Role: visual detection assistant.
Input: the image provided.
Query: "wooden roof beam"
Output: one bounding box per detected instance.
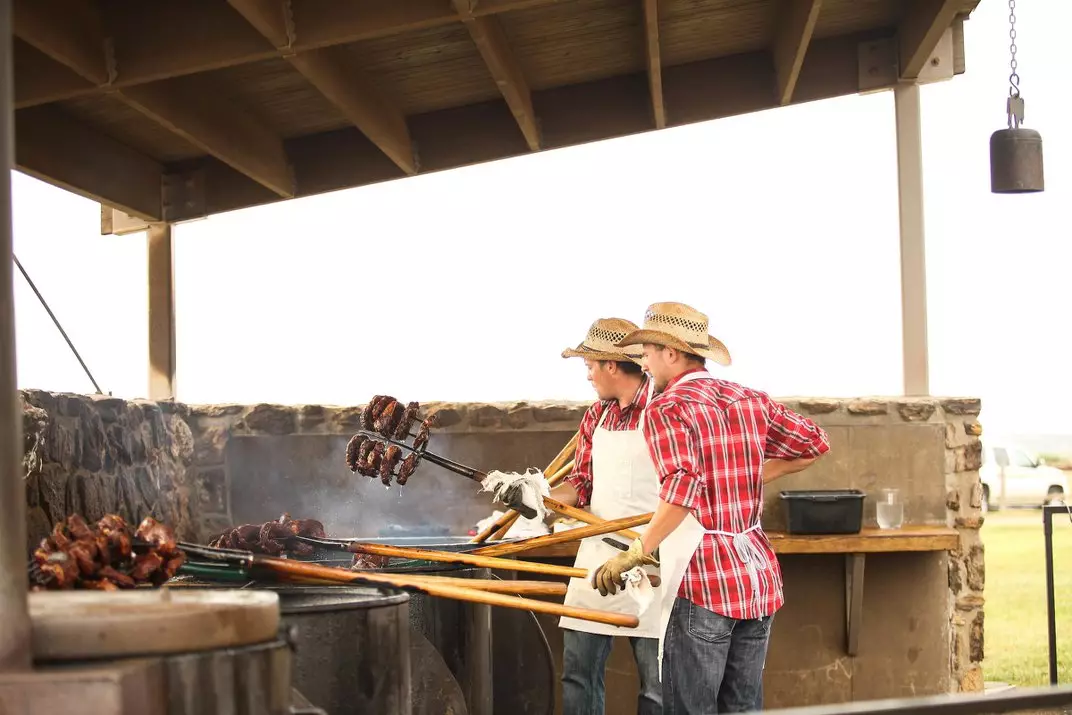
[15,106,163,221]
[772,0,822,106]
[226,0,417,175]
[116,77,295,198]
[453,1,540,151]
[11,0,111,86]
[899,0,961,80]
[642,0,666,128]
[16,0,565,109]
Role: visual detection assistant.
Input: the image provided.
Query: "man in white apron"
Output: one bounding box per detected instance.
[495,318,665,714]
[592,302,830,714]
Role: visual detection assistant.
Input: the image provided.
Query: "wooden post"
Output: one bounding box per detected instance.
[0,0,33,672]
[894,83,930,396]
[147,223,176,400]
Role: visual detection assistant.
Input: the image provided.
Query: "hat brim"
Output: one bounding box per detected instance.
[561,344,645,366]
[616,329,732,367]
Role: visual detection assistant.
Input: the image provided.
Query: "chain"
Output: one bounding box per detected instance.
[1008,0,1020,96]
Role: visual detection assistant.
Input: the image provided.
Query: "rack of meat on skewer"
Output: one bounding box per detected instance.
[27,513,641,628]
[344,395,439,487]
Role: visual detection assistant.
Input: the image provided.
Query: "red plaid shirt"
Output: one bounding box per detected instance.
[566,376,651,507]
[644,370,830,619]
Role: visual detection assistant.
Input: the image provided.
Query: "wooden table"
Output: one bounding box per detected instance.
[519,526,959,656]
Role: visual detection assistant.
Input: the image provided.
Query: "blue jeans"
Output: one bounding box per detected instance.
[562,629,662,715]
[662,597,773,714]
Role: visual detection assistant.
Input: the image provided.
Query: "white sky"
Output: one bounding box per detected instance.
[10,1,1069,438]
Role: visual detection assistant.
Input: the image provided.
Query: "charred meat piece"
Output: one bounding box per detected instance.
[397,452,420,486]
[98,566,136,589]
[374,400,402,438]
[345,434,362,472]
[136,517,178,556]
[67,540,101,578]
[66,515,94,541]
[379,445,403,485]
[231,524,262,551]
[131,551,164,581]
[394,401,420,440]
[362,395,391,431]
[413,421,431,452]
[351,553,392,570]
[259,522,292,555]
[364,442,385,476]
[47,522,71,550]
[356,438,377,477]
[163,553,186,580]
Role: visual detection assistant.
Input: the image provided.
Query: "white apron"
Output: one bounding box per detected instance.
[558,383,663,638]
[654,371,769,669]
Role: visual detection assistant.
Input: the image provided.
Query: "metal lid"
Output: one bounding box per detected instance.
[274,586,410,614]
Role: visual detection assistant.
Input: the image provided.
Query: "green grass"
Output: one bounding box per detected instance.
[981,509,1072,686]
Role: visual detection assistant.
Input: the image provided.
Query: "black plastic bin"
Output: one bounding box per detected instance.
[779,489,866,535]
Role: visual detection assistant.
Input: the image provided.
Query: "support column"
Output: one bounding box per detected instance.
[147,223,176,400]
[894,82,930,396]
[0,0,33,672]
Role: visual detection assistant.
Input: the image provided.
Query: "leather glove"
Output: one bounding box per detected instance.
[592,538,659,596]
[499,483,538,520]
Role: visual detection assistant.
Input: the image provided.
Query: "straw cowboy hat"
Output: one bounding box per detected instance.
[616,302,732,366]
[561,318,646,366]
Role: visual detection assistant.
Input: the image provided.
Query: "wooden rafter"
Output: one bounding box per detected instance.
[226,0,417,175]
[14,106,163,221]
[899,0,960,80]
[453,0,540,151]
[772,0,822,106]
[11,0,111,85]
[642,0,666,128]
[16,0,567,108]
[117,77,295,198]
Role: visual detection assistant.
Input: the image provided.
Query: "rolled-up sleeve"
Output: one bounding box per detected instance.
[764,398,831,460]
[565,404,600,507]
[645,402,705,509]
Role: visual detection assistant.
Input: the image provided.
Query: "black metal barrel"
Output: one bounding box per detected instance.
[278,587,412,715]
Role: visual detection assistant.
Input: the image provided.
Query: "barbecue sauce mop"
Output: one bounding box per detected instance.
[480,469,655,616]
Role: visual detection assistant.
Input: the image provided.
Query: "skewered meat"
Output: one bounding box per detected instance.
[29,513,184,591]
[279,514,326,539]
[345,434,364,472]
[351,553,392,570]
[258,522,293,555]
[380,445,403,485]
[205,514,327,557]
[362,395,393,431]
[365,442,385,474]
[374,400,403,438]
[397,452,420,486]
[394,402,420,440]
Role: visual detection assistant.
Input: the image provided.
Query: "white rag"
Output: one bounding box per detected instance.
[479,468,551,521]
[473,510,549,539]
[620,566,656,617]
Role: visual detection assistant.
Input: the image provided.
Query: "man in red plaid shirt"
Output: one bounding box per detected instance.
[592,301,830,714]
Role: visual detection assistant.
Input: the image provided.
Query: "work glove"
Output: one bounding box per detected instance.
[498,483,538,520]
[592,538,659,596]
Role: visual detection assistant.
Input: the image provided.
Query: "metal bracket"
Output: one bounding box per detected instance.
[162,167,207,223]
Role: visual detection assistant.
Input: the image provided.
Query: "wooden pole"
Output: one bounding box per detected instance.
[473,513,654,558]
[0,0,32,670]
[347,542,588,579]
[147,222,176,400]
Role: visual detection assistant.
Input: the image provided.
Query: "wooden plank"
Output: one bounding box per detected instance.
[518,526,960,560]
[117,76,294,198]
[226,0,417,175]
[772,0,822,106]
[15,0,565,108]
[147,224,176,400]
[642,0,665,128]
[14,106,163,220]
[454,2,540,151]
[898,0,960,80]
[11,0,110,85]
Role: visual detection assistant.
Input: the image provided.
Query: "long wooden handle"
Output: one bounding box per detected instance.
[283,573,565,597]
[254,557,637,629]
[542,497,642,541]
[473,513,654,557]
[486,458,575,541]
[348,542,587,579]
[472,432,579,543]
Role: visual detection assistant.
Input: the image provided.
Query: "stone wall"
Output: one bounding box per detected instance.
[19,390,199,550]
[18,391,984,704]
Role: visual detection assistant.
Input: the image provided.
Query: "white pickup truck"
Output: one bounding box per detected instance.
[979,445,1068,512]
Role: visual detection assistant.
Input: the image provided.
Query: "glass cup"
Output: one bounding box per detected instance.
[876,488,904,529]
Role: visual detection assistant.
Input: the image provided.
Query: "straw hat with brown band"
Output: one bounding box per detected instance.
[615,302,732,367]
[561,318,646,366]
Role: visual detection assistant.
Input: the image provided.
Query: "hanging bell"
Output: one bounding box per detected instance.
[990,127,1044,193]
